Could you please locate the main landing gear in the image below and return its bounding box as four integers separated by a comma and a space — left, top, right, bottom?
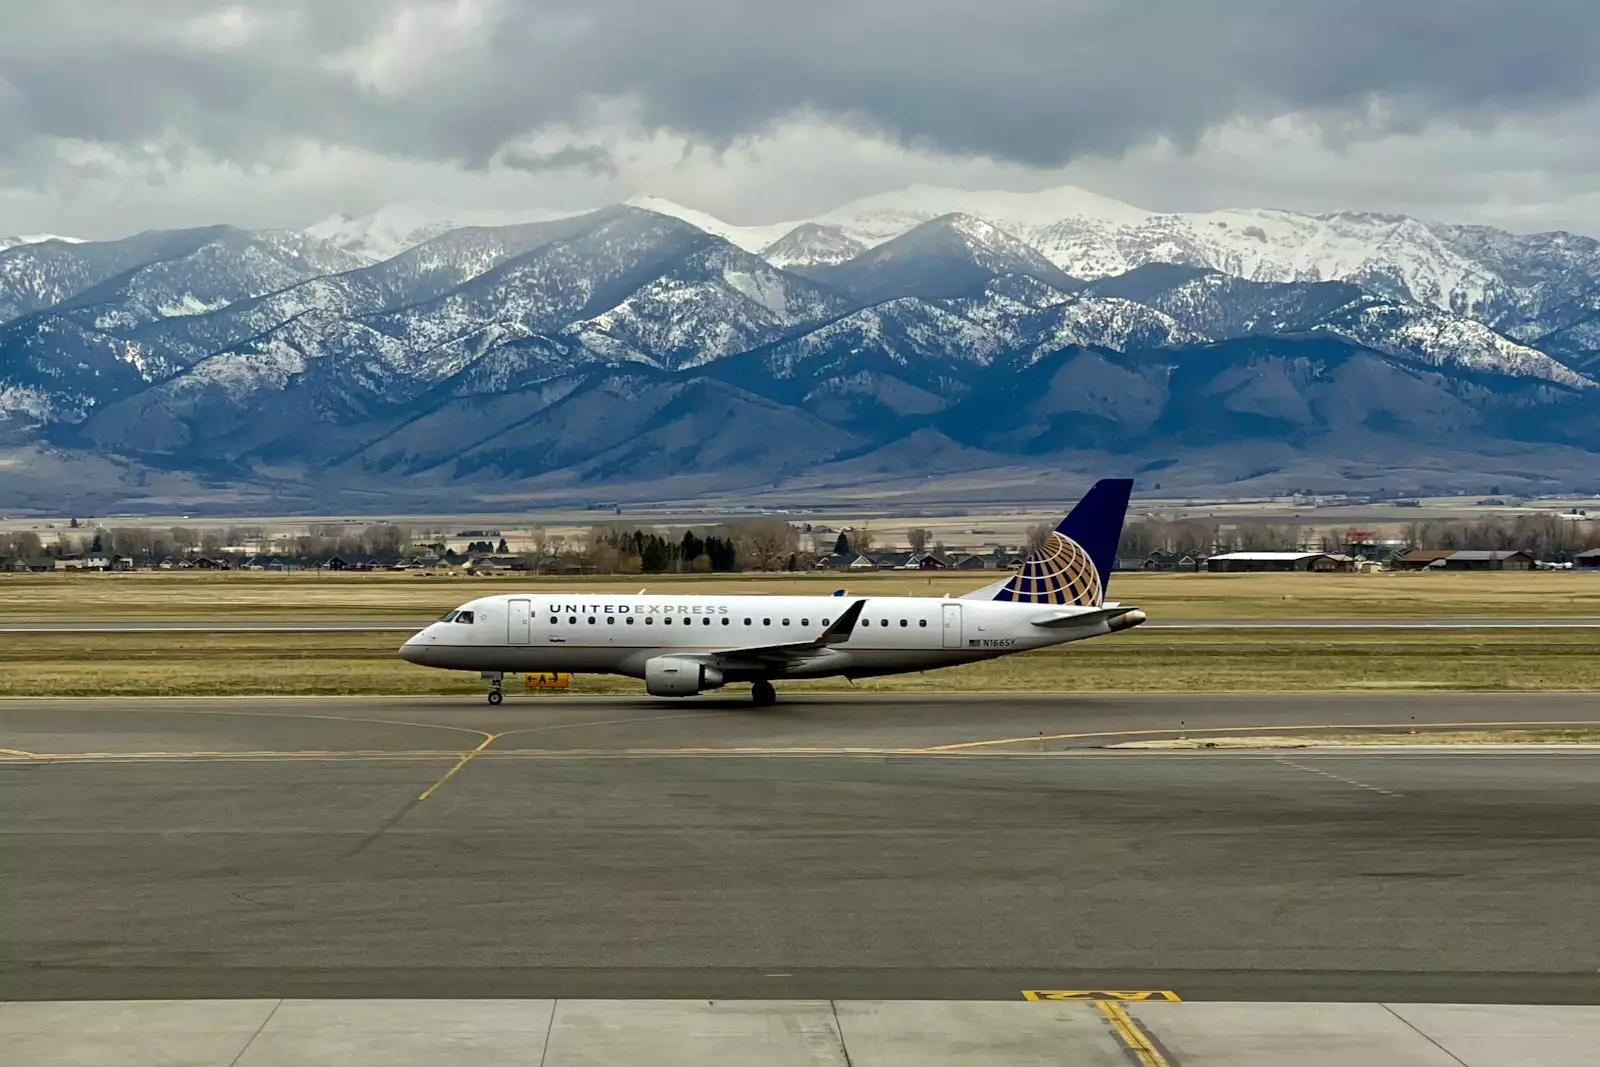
483, 671, 504, 705
751, 680, 776, 707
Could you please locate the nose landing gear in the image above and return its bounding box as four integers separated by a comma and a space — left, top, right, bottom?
482, 671, 505, 705
751, 680, 776, 707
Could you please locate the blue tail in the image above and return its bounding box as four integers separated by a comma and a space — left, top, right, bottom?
990, 478, 1133, 606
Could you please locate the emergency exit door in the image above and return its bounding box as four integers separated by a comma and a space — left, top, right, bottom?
941, 602, 962, 648
507, 598, 532, 644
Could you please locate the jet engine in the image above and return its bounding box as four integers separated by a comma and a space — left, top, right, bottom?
644, 656, 726, 697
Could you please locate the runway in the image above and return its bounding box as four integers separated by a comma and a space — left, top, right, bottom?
4, 693, 1599, 1005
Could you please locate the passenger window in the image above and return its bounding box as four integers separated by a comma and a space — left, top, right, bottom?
587, 616, 595, 624
782, 618, 790, 626
900, 619, 908, 627
822, 618, 830, 626
646, 617, 654, 625
702, 617, 710, 626
607, 617, 615, 625
763, 618, 771, 626
721, 618, 729, 625
549, 616, 557, 624
919, 619, 928, 627
456, 611, 475, 624
744, 617, 752, 625
664, 617, 673, 625
568, 616, 576, 625
626, 617, 635, 625
801, 618, 809, 626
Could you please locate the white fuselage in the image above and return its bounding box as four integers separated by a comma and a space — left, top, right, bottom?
399, 592, 1125, 682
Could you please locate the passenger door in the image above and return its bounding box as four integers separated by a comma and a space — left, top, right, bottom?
507, 598, 532, 645
941, 602, 962, 649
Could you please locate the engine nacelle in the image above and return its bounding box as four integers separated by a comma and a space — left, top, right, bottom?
644, 656, 725, 697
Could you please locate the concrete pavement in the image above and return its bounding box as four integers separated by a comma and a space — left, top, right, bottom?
4, 998, 1599, 1066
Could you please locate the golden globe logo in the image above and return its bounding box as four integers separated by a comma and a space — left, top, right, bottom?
999, 532, 1103, 606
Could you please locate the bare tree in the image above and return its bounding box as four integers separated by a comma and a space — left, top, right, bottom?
732, 518, 799, 571
1024, 522, 1054, 555
847, 525, 874, 554
906, 527, 932, 554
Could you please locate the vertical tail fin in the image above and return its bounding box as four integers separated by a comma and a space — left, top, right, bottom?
983, 478, 1134, 606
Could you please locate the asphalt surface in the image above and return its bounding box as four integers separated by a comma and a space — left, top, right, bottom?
4, 616, 1600, 632
4, 693, 1600, 1004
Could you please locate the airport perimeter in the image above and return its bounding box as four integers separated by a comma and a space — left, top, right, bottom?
5, 572, 1600, 1063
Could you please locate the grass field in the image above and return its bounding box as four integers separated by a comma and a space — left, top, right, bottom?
1, 570, 1595, 696
2, 569, 1599, 620
1, 627, 1594, 698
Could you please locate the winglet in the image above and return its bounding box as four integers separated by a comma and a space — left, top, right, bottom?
818, 599, 867, 644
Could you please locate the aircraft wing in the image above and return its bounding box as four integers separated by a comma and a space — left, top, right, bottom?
1027, 604, 1146, 630
691, 598, 867, 669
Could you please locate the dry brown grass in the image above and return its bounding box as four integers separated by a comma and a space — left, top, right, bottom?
0, 627, 1594, 697
1, 568, 1598, 620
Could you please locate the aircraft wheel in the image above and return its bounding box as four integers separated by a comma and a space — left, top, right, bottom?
487, 689, 504, 706
751, 680, 776, 707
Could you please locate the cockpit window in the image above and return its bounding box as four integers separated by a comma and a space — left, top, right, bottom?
455, 610, 475, 624
439, 610, 459, 622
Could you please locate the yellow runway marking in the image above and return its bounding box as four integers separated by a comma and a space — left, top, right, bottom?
929, 719, 1600, 751
1095, 1001, 1173, 1066
410, 710, 729, 803
417, 734, 501, 801
1024, 990, 1180, 1002
1274, 757, 1404, 797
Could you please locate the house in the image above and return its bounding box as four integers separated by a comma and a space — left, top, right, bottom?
191, 556, 228, 570
1206, 551, 1352, 573
1395, 549, 1536, 571
1394, 549, 1459, 570
950, 555, 991, 570
1141, 550, 1202, 572
906, 552, 948, 570
317, 556, 351, 571
1437, 550, 1535, 571
1576, 548, 1600, 569
866, 552, 914, 569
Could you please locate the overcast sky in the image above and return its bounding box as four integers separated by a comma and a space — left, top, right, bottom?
3, 0, 1600, 238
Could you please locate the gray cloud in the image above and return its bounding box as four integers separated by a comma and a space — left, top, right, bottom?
500, 144, 616, 176
3, 0, 1599, 172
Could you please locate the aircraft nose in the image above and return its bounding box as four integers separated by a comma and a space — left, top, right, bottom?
399, 635, 429, 665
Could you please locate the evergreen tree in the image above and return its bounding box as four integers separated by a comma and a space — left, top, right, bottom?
641, 536, 669, 573
496, 537, 509, 553
833, 531, 850, 555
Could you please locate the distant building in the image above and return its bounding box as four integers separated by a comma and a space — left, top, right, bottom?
1141, 550, 1202, 572
1205, 551, 1353, 573
1394, 549, 1458, 570
1575, 548, 1600, 569
1436, 550, 1535, 571
1396, 549, 1535, 571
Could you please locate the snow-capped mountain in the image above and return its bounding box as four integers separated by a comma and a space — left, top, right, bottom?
0, 234, 83, 253
307, 204, 584, 263
803, 213, 1080, 302
630, 186, 1600, 342
3, 191, 1600, 507
760, 224, 866, 270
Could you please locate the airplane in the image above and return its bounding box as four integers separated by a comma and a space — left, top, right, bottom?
399, 478, 1145, 705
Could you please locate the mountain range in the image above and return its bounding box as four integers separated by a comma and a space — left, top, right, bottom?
2, 184, 1599, 513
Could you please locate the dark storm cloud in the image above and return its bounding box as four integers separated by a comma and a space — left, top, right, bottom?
2, 0, 1598, 170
